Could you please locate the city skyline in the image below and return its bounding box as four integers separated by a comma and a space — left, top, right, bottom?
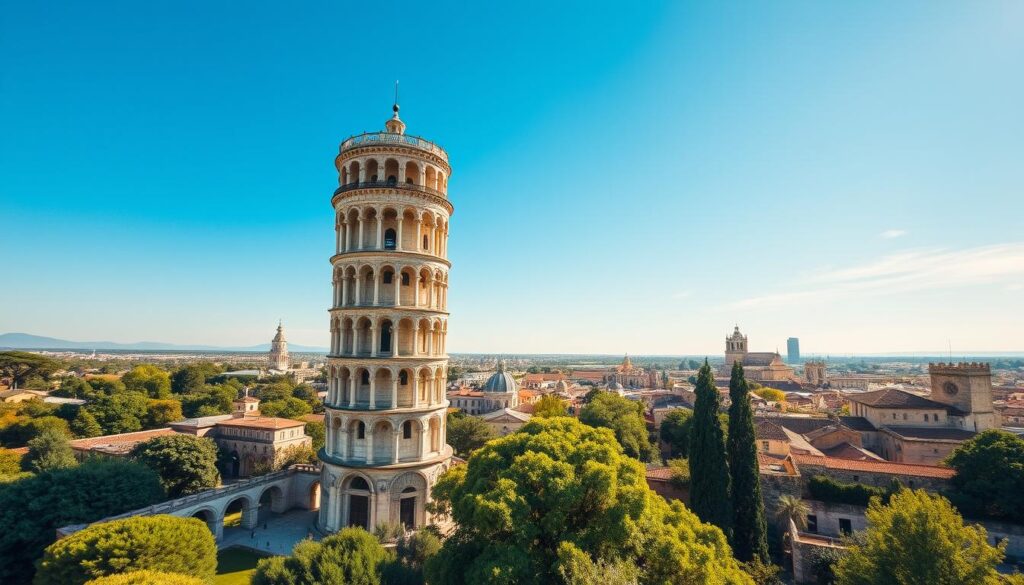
3, 2, 1023, 355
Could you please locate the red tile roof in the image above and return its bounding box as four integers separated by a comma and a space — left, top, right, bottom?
846, 388, 950, 410
69, 428, 176, 453
645, 467, 673, 481
216, 416, 306, 430
792, 453, 955, 479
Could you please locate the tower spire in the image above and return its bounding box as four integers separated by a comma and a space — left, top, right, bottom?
385, 81, 406, 135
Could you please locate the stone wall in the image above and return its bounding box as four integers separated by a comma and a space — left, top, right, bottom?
795, 461, 951, 493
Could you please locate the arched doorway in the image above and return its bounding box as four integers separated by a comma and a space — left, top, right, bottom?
399, 486, 416, 528
345, 476, 372, 529
258, 485, 283, 525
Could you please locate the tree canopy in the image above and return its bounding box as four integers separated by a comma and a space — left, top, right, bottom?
122, 365, 172, 399
446, 411, 496, 457
22, 426, 77, 473
0, 351, 61, 388
260, 397, 313, 419
945, 429, 1024, 522
84, 570, 205, 585
130, 434, 220, 498
35, 515, 216, 585
425, 416, 752, 585
578, 391, 653, 461
86, 392, 149, 434
688, 361, 732, 535
833, 488, 1009, 585
533, 395, 569, 418
251, 528, 394, 585
659, 408, 693, 458
752, 388, 785, 403
0, 458, 165, 584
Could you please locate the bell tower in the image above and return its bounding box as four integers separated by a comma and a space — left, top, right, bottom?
319, 100, 454, 534
725, 325, 748, 367
928, 362, 997, 432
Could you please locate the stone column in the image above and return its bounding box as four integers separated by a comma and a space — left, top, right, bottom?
369, 376, 377, 409
357, 215, 365, 250
398, 162, 406, 184
339, 422, 348, 459
366, 430, 374, 464
341, 276, 348, 307
425, 376, 434, 406
392, 428, 400, 464
411, 325, 420, 356
415, 218, 422, 251
391, 376, 398, 408
396, 215, 403, 251
373, 273, 380, 305
412, 376, 419, 408
375, 209, 384, 250
425, 328, 433, 356
412, 275, 420, 307
370, 325, 379, 357
341, 221, 348, 252
349, 378, 356, 408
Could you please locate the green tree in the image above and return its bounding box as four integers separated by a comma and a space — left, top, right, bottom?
0, 459, 165, 584
0, 351, 61, 389
130, 434, 220, 497
446, 411, 496, 457
87, 392, 149, 434
659, 408, 693, 457
305, 420, 326, 454
667, 457, 691, 490
70, 408, 103, 438
178, 384, 235, 417
774, 494, 809, 531
752, 388, 785, 403
170, 363, 222, 394
87, 378, 128, 396
52, 378, 96, 399
260, 397, 313, 419
689, 361, 732, 535
145, 399, 183, 427
35, 515, 216, 585
834, 489, 1008, 585
945, 429, 1024, 522
252, 528, 393, 585
0, 447, 23, 475
0, 415, 71, 447
122, 365, 172, 399
533, 394, 569, 418
22, 427, 77, 473
579, 391, 653, 461
425, 417, 751, 585
85, 570, 205, 585
726, 362, 768, 562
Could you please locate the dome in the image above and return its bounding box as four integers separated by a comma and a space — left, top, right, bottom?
608, 380, 624, 391
483, 359, 518, 394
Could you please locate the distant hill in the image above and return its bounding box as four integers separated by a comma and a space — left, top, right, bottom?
0, 332, 327, 353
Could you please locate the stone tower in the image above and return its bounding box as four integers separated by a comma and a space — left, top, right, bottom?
319, 101, 453, 533
928, 362, 998, 432
725, 325, 748, 367
268, 322, 290, 371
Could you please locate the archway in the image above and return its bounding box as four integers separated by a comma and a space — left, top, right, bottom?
345, 476, 373, 529
258, 485, 284, 524
309, 481, 321, 511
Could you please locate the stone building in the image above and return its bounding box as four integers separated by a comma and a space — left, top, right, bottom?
447, 359, 520, 415
845, 363, 998, 464
319, 103, 453, 533
722, 326, 795, 382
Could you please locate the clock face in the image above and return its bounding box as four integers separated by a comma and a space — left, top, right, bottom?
943, 381, 959, 396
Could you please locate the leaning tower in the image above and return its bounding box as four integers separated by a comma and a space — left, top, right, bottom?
318, 102, 453, 533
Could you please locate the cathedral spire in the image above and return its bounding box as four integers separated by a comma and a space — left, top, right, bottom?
385, 81, 406, 135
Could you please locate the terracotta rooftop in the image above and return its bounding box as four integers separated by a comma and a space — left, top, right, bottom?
69, 428, 176, 454
846, 388, 951, 411
216, 416, 306, 430
645, 466, 674, 481
792, 453, 955, 479
820, 442, 885, 461
755, 419, 790, 441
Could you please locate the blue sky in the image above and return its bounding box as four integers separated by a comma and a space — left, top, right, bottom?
2, 1, 1022, 354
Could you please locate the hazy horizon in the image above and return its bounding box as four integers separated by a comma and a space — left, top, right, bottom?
3, 2, 1023, 355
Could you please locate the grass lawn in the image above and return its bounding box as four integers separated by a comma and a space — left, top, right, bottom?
215, 547, 268, 585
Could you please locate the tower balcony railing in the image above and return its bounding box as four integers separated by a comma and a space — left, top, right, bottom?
334, 179, 446, 199
340, 132, 448, 161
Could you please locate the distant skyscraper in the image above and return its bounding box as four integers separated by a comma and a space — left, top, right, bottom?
787, 337, 800, 363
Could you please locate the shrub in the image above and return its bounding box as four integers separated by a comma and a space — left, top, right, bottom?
85, 570, 205, 585
807, 475, 892, 507
35, 515, 216, 585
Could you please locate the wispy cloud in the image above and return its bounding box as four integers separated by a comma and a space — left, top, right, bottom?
728, 243, 1024, 309
879, 229, 908, 239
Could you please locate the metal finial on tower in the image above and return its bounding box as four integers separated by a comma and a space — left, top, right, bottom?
393, 80, 400, 115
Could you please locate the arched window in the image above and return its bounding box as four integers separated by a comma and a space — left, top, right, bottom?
387, 175, 397, 185
405, 177, 414, 184
401, 272, 410, 286
403, 421, 412, 439
351, 476, 369, 490
383, 270, 393, 284
380, 322, 393, 353
384, 229, 397, 250
422, 235, 429, 250
399, 370, 408, 385
361, 370, 370, 385
356, 422, 366, 440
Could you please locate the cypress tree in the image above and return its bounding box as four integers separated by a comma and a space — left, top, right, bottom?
689, 360, 732, 536
727, 361, 769, 562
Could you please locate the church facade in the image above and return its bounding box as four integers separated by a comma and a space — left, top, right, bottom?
318, 103, 454, 533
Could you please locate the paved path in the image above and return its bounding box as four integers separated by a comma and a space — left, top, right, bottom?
221, 509, 321, 556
